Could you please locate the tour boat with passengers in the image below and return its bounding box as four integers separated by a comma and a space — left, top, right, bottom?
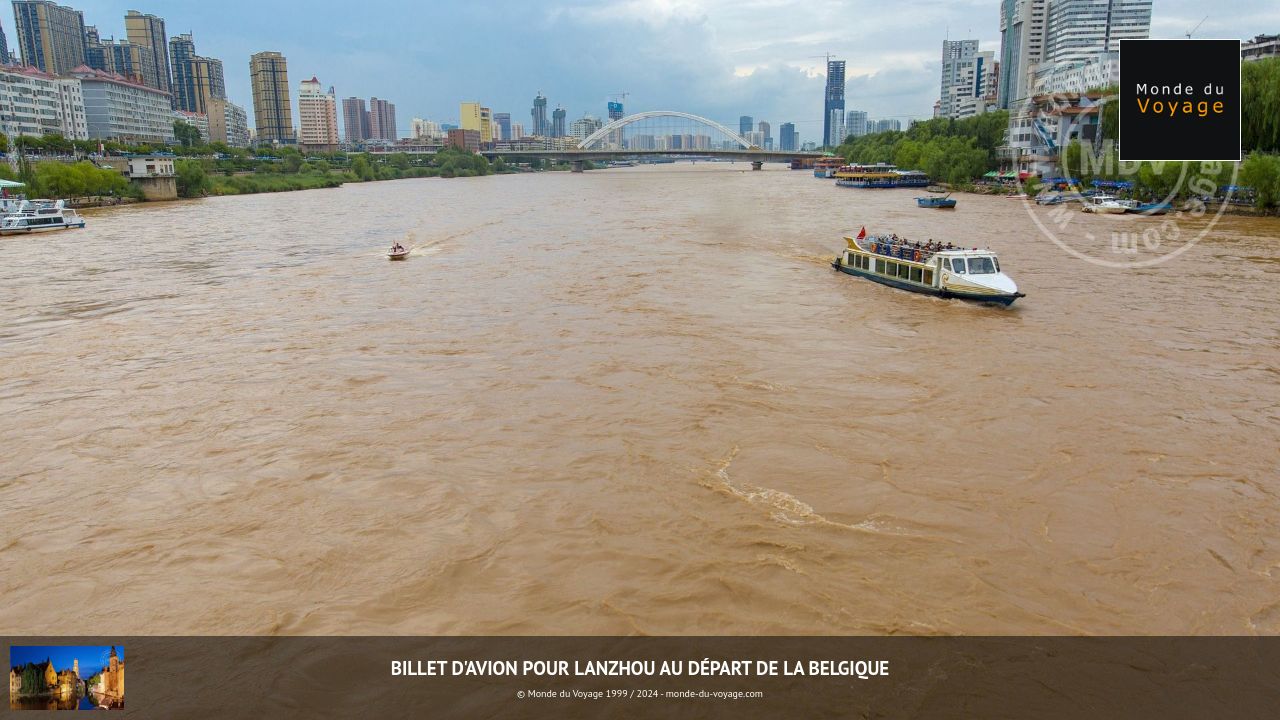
813, 157, 844, 178
831, 228, 1024, 306
0, 199, 86, 235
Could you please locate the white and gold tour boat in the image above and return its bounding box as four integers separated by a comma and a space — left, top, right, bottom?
831, 229, 1024, 306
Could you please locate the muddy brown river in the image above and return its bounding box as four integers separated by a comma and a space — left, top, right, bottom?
1, 164, 1277, 635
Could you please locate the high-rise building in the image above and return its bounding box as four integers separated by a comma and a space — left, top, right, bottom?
0, 17, 9, 64
297, 76, 338, 152
13, 0, 86, 75
509, 121, 524, 139
569, 115, 602, 142
106, 39, 160, 91
342, 97, 369, 142
1044, 0, 1151, 66
939, 39, 996, 119
823, 58, 845, 147
124, 10, 169, 95
459, 101, 481, 134
872, 118, 901, 133
493, 112, 510, 141
410, 117, 441, 140
249, 51, 294, 144
738, 115, 752, 137
551, 106, 565, 137
480, 106, 492, 144
997, 0, 1048, 109
778, 122, 797, 152
368, 97, 395, 141
843, 110, 868, 139
168, 33, 194, 110
530, 92, 547, 136
756, 120, 771, 150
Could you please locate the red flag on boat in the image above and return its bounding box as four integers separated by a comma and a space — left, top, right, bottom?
856, 226, 866, 240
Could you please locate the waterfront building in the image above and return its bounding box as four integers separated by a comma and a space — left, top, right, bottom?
12, 0, 86, 75
530, 92, 547, 136
738, 115, 752, 137
823, 58, 845, 147
186, 55, 224, 115
249, 51, 294, 144
124, 10, 169, 95
0, 63, 86, 139
168, 33, 194, 111
446, 127, 479, 152
1029, 50, 1117, 95
410, 117, 441, 140
369, 97, 396, 141
105, 39, 161, 91
843, 110, 867, 139
173, 109, 208, 140
569, 114, 602, 142
997, 0, 1047, 110
757, 120, 771, 150
207, 97, 250, 147
939, 39, 996, 120
551, 106, 566, 137
1004, 90, 1104, 176
1043, 0, 1151, 66
98, 647, 123, 703
459, 101, 481, 135
1242, 34, 1279, 61
493, 112, 510, 141
341, 97, 369, 142
778, 122, 797, 151
72, 64, 174, 143
297, 76, 338, 153
480, 106, 493, 144
9, 666, 18, 696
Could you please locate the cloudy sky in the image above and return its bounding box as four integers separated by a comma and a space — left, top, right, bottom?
27, 0, 1280, 143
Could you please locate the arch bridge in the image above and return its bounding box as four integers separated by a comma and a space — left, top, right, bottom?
479, 110, 822, 170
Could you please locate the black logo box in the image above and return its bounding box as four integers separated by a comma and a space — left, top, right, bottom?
1120, 39, 1241, 162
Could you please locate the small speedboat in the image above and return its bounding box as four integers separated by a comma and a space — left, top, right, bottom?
916, 195, 956, 209
388, 245, 410, 260
1036, 194, 1065, 205
1081, 195, 1134, 214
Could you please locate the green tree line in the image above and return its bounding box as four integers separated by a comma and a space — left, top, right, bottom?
833, 111, 1009, 185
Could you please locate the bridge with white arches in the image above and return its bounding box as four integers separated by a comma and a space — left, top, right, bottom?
478, 110, 822, 170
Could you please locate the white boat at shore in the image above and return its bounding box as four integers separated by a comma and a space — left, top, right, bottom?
0, 199, 86, 235
1081, 195, 1135, 214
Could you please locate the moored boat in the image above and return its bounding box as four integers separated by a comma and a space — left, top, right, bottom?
0, 199, 86, 235
1127, 201, 1172, 215
813, 158, 843, 178
1081, 194, 1134, 214
831, 229, 1023, 306
916, 195, 957, 209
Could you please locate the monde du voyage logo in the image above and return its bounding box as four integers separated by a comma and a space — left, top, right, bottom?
1120, 39, 1241, 162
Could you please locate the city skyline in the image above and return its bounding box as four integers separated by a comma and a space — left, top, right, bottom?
0, 0, 1275, 139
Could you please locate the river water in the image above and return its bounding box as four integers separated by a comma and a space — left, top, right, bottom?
1, 164, 1277, 635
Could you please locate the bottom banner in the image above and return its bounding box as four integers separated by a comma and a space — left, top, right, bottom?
4, 636, 1278, 718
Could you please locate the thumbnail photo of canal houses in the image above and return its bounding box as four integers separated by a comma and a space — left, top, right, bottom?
9, 645, 124, 710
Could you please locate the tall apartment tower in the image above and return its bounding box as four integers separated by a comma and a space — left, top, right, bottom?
368, 97, 396, 141
551, 106, 566, 137
341, 97, 370, 142
298, 77, 339, 152
493, 112, 511, 142
531, 93, 547, 136
1044, 0, 1151, 65
169, 34, 195, 110
124, 10, 170, 95
778, 122, 797, 152
823, 58, 846, 147
997, 0, 1048, 108
250, 51, 294, 144
757, 120, 771, 150
939, 39, 995, 119
738, 115, 753, 137
12, 0, 86, 75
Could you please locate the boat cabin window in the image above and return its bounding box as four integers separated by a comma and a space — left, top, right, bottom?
967, 257, 996, 274
897, 264, 909, 279
950, 258, 966, 274
910, 267, 923, 283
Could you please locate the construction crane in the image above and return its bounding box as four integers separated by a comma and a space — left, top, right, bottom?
1186, 15, 1208, 39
